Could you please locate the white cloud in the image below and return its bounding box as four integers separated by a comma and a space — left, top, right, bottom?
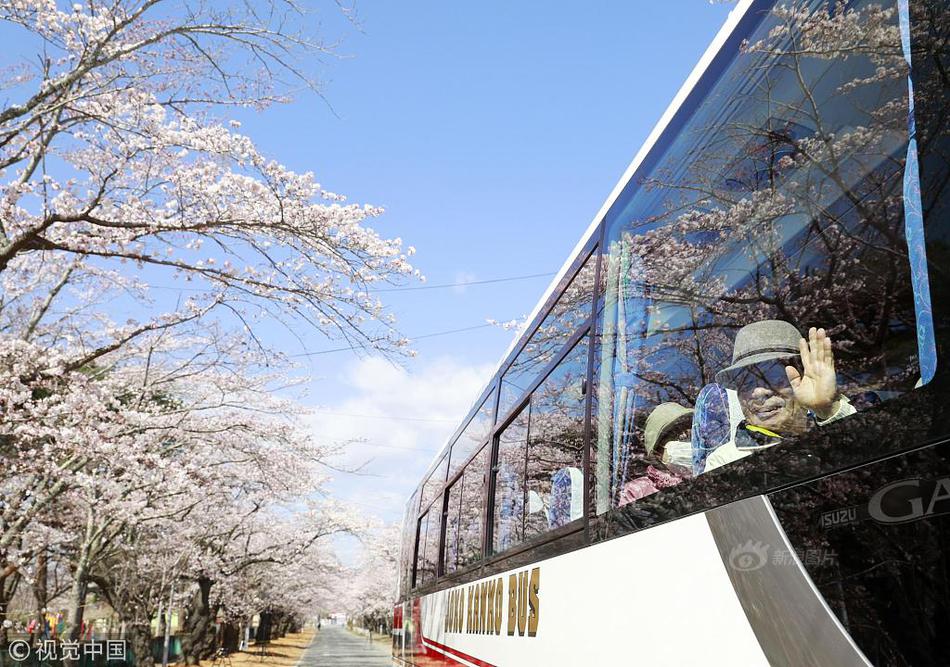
451, 270, 477, 295
305, 355, 494, 524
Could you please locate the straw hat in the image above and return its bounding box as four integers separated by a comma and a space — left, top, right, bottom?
716, 319, 801, 388
644, 402, 694, 456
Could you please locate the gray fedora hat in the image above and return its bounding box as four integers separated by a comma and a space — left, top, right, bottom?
644, 402, 694, 456
716, 319, 801, 388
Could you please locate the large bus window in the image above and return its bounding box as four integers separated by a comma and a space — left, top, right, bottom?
492, 406, 529, 554
420, 453, 447, 510
448, 389, 495, 479
443, 478, 463, 574
499, 253, 597, 418
413, 510, 430, 587
399, 495, 416, 598
595, 0, 939, 509
525, 337, 588, 539
458, 445, 490, 568
421, 501, 441, 584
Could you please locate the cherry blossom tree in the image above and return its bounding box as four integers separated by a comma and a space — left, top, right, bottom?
337, 524, 399, 634
0, 0, 420, 661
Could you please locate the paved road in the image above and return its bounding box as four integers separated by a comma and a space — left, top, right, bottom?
296, 625, 391, 666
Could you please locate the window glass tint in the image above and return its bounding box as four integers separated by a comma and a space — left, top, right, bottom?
399, 494, 416, 597
500, 253, 597, 417
421, 501, 441, 584
458, 445, 489, 568
595, 0, 938, 508
420, 453, 447, 510
525, 338, 588, 539
492, 407, 529, 554
443, 478, 462, 574
448, 389, 495, 479
413, 511, 430, 587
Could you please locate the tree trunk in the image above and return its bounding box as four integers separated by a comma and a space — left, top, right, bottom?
63, 571, 89, 666
221, 623, 239, 652
0, 570, 22, 650
127, 621, 155, 667
272, 612, 285, 639
256, 610, 273, 647
0, 581, 9, 650
64, 508, 96, 667
33, 548, 48, 646
181, 577, 215, 665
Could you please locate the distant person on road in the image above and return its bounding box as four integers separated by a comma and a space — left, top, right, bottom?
704, 321, 855, 472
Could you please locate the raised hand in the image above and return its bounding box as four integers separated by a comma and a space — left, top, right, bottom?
785, 327, 838, 418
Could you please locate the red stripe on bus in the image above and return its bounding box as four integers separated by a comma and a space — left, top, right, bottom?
421, 634, 498, 667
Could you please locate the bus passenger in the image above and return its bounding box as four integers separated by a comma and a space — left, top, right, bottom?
619, 402, 693, 506
704, 320, 855, 473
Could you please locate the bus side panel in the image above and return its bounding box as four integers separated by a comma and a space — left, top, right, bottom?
770, 439, 950, 666
410, 511, 768, 666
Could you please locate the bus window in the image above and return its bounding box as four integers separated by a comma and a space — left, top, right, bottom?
458, 445, 489, 568
492, 406, 529, 554
419, 453, 447, 511
423, 499, 441, 583
448, 389, 495, 479
594, 0, 937, 508
499, 253, 597, 418
413, 511, 429, 587
443, 477, 463, 574
525, 337, 588, 538
399, 495, 416, 598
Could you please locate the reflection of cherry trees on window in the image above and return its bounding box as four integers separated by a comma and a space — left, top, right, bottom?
492, 409, 529, 553
444, 444, 490, 574
420, 454, 448, 511
458, 446, 490, 568
596, 0, 937, 507
448, 391, 495, 479
491, 339, 589, 553
414, 503, 441, 585
525, 338, 588, 538
413, 511, 429, 586
443, 479, 463, 574
500, 253, 598, 417
398, 493, 418, 598
424, 501, 442, 582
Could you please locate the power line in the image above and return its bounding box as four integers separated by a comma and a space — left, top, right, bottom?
144, 271, 554, 294
289, 322, 504, 357
312, 410, 456, 423
342, 441, 440, 454
369, 271, 555, 292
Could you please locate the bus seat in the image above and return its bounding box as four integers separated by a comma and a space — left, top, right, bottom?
691, 383, 742, 475
851, 390, 883, 411
548, 466, 583, 529
526, 490, 548, 533
495, 465, 524, 550
527, 490, 545, 513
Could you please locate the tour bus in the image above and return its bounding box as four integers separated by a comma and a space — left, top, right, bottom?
392, 0, 949, 664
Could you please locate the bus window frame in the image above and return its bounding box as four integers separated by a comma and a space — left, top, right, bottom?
496, 244, 600, 427
486, 323, 595, 559
411, 510, 427, 589
408, 238, 601, 593
447, 390, 497, 480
